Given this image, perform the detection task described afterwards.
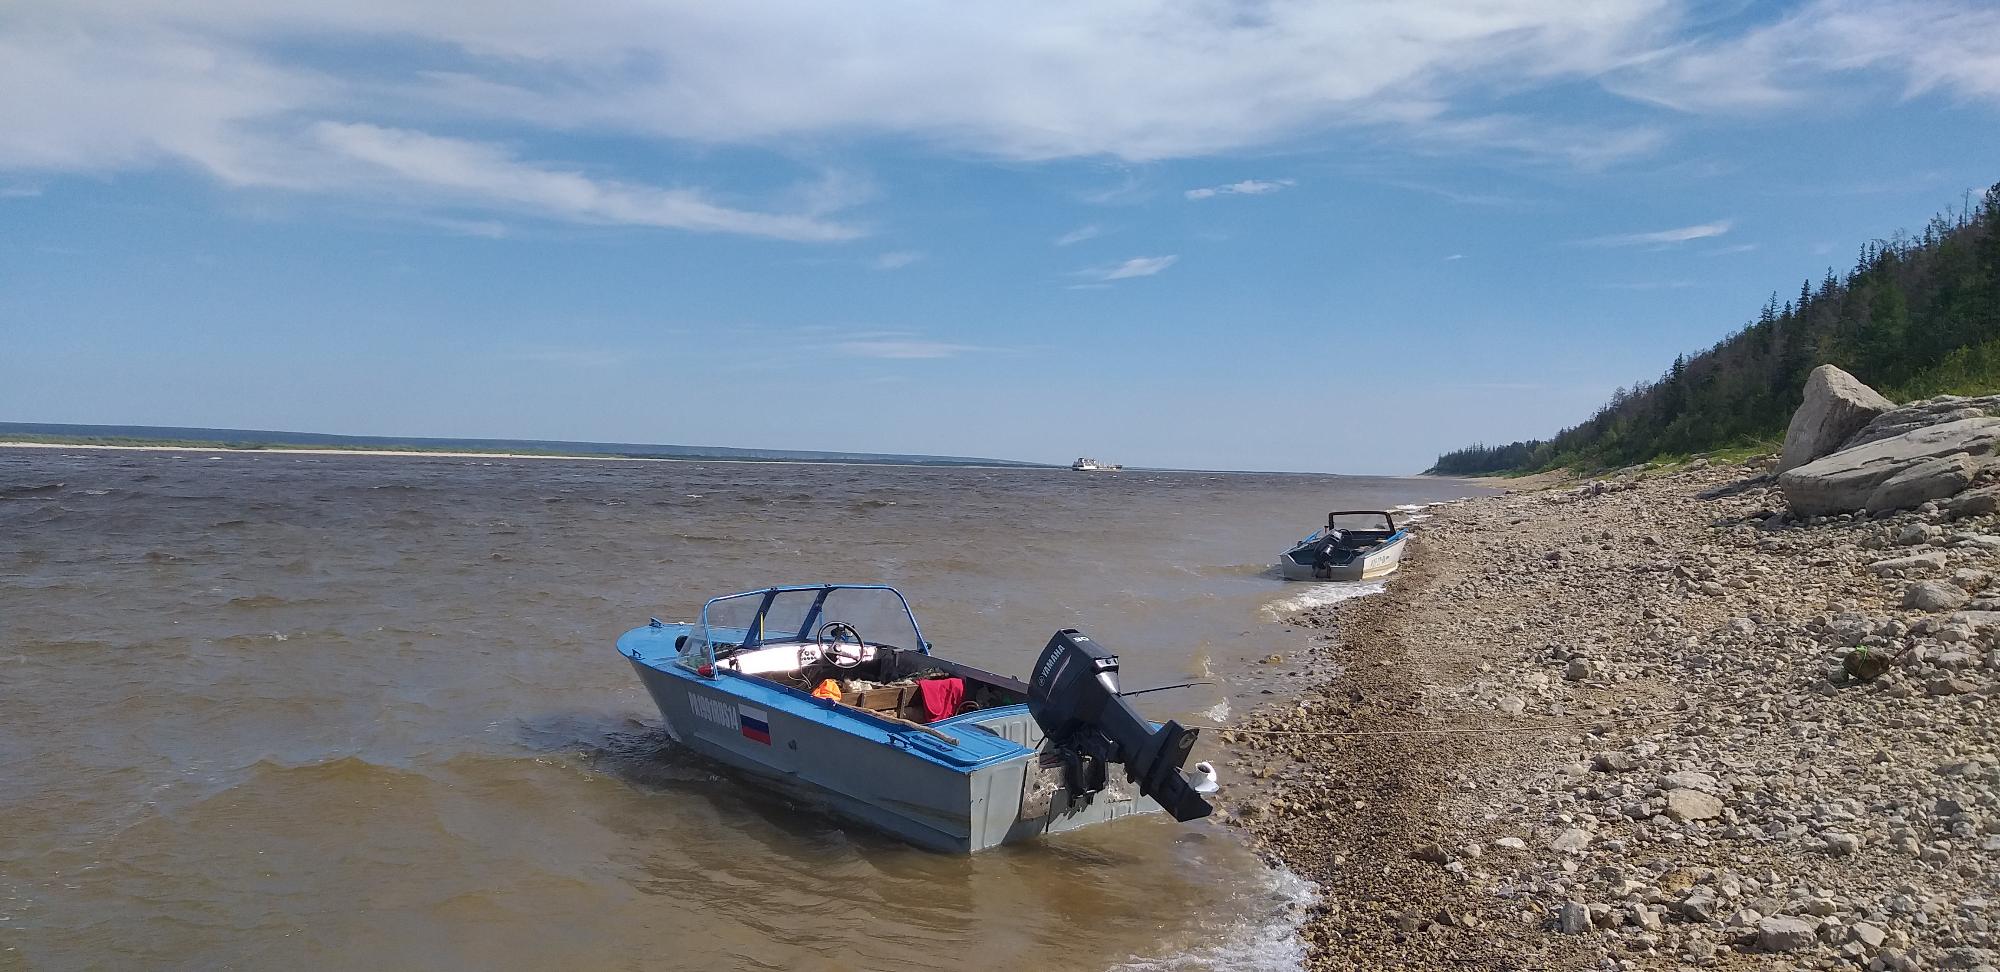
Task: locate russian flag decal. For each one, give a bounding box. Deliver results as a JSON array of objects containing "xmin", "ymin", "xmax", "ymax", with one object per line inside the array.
[{"xmin": 738, "ymin": 705, "xmax": 771, "ymax": 745}]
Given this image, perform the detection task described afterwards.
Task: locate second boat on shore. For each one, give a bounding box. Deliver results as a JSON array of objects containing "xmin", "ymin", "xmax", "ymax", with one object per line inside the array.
[{"xmin": 1278, "ymin": 510, "xmax": 1410, "ymax": 581}]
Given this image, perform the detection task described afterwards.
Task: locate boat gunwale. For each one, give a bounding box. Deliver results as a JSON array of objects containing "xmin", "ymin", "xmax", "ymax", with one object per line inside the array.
[{"xmin": 620, "ymin": 624, "xmax": 1036, "ymax": 773}]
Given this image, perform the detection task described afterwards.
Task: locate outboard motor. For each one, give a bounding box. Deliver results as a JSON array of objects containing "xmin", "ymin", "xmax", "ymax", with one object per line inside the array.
[{"xmin": 1027, "ymin": 629, "xmax": 1213, "ymax": 822}]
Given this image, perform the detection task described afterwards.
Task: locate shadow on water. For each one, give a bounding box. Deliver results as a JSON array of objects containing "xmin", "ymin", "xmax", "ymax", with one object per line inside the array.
[
  {"xmin": 516, "ymin": 709, "xmax": 1164, "ymax": 878},
  {"xmin": 516, "ymin": 711, "xmax": 973, "ymax": 862}
]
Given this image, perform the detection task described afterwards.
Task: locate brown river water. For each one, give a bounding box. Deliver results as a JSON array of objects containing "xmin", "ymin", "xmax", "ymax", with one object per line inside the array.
[{"xmin": 0, "ymin": 448, "xmax": 1487, "ymax": 971}]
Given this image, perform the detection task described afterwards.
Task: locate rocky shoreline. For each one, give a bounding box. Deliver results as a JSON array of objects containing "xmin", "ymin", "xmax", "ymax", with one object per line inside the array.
[{"xmin": 1215, "ymin": 459, "xmax": 1999, "ymax": 971}]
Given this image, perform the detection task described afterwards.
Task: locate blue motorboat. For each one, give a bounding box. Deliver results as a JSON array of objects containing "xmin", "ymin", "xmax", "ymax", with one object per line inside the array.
[{"xmin": 616, "ymin": 584, "xmax": 1218, "ymax": 852}]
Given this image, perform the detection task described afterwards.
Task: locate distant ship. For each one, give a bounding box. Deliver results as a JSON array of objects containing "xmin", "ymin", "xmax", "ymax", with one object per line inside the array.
[{"xmin": 1071, "ymin": 457, "xmax": 1123, "ymax": 471}]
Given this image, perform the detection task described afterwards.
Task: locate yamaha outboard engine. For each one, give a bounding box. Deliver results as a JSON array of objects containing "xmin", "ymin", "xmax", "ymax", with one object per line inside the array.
[{"xmin": 1027, "ymin": 629, "xmax": 1213, "ymax": 821}]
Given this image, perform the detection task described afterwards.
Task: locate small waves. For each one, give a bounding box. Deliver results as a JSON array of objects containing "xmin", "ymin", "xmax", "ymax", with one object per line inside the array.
[
  {"xmin": 0, "ymin": 482, "xmax": 64, "ymax": 499},
  {"xmin": 1257, "ymin": 580, "xmax": 1386, "ymax": 620},
  {"xmin": 1109, "ymin": 865, "xmax": 1320, "ymax": 972}
]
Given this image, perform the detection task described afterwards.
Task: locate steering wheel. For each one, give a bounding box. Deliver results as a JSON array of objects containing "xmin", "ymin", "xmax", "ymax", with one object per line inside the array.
[{"xmin": 815, "ymin": 621, "xmax": 868, "ymax": 669}]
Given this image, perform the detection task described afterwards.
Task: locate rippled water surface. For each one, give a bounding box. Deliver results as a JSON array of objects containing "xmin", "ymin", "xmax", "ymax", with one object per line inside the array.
[{"xmin": 0, "ymin": 448, "xmax": 1485, "ymax": 970}]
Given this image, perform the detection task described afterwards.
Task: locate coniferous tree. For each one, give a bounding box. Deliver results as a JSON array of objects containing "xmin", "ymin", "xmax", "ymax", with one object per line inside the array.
[{"xmin": 1426, "ymin": 184, "xmax": 2000, "ymax": 474}]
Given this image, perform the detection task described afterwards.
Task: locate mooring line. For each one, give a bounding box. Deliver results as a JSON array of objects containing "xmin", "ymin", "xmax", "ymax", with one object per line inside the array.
[{"xmin": 1192, "ymin": 712, "xmax": 1677, "ymax": 738}]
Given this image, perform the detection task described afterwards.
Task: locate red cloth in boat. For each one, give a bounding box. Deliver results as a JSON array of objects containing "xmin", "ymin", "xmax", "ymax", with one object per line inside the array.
[{"xmin": 917, "ymin": 678, "xmax": 964, "ymax": 723}]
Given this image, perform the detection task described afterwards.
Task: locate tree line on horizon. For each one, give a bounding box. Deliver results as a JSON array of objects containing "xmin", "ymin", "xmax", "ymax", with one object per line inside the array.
[{"xmin": 1429, "ymin": 183, "xmax": 2000, "ymax": 476}]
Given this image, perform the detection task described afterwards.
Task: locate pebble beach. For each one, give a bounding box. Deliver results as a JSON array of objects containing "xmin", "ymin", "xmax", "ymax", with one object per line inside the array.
[{"xmin": 1219, "ymin": 458, "xmax": 2000, "ymax": 971}]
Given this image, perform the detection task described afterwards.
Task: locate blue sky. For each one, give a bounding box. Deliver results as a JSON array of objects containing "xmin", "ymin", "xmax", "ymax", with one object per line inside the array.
[{"xmin": 2, "ymin": 1, "xmax": 1997, "ymax": 473}]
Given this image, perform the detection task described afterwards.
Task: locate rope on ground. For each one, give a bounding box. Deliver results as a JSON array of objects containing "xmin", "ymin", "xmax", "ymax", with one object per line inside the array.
[{"xmin": 1190, "ymin": 713, "xmax": 1678, "ymax": 739}]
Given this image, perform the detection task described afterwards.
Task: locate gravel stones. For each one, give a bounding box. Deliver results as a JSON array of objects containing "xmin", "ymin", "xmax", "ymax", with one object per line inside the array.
[
  {"xmin": 1758, "ymin": 915, "xmax": 1819, "ymax": 952},
  {"xmin": 1550, "ymin": 827, "xmax": 1594, "ymax": 853},
  {"xmin": 1228, "ymin": 458, "xmax": 2000, "ymax": 971},
  {"xmin": 1907, "ymin": 580, "xmax": 1974, "ymax": 611},
  {"xmin": 1592, "ymin": 751, "xmax": 1639, "ymax": 772},
  {"xmin": 1846, "ymin": 647, "xmax": 1896, "ymax": 681},
  {"xmin": 1663, "ymin": 789, "xmax": 1725, "ymax": 822},
  {"xmin": 1557, "ymin": 901, "xmax": 1591, "ymax": 934},
  {"xmin": 1873, "ymin": 551, "xmax": 1951, "ymax": 574},
  {"xmin": 1662, "ymin": 770, "xmax": 1722, "ymax": 793}
]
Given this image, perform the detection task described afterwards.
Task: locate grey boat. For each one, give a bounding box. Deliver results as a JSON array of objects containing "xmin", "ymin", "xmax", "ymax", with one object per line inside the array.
[
  {"xmin": 616, "ymin": 584, "xmax": 1218, "ymax": 852},
  {"xmin": 1279, "ymin": 510, "xmax": 1410, "ymax": 581}
]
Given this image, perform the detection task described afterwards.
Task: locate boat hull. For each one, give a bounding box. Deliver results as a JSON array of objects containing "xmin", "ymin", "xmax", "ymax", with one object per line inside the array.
[
  {"xmin": 625, "ymin": 651, "xmax": 1160, "ymax": 852},
  {"xmin": 1279, "ymin": 531, "xmax": 1408, "ymax": 582}
]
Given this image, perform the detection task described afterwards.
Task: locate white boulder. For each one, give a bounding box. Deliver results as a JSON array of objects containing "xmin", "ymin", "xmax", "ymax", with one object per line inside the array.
[{"xmin": 1779, "ymin": 365, "xmax": 1895, "ymax": 473}]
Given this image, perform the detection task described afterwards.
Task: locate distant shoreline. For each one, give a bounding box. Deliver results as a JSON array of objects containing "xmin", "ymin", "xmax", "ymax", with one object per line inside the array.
[{"xmin": 0, "ymin": 441, "xmax": 1034, "ymax": 470}]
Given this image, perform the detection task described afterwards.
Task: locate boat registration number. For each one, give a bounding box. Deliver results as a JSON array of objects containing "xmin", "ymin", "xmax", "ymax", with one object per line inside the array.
[{"xmin": 688, "ymin": 694, "xmax": 738, "ymax": 731}]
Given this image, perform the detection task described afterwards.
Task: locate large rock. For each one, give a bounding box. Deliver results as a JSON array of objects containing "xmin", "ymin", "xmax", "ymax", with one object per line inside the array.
[
  {"xmin": 1843, "ymin": 393, "xmax": 2000, "ymax": 450},
  {"xmin": 1664, "ymin": 789, "xmax": 1724, "ymax": 822},
  {"xmin": 1905, "ymin": 580, "xmax": 1972, "ymax": 612},
  {"xmin": 1868, "ymin": 454, "xmax": 1985, "ymax": 513},
  {"xmin": 1779, "ymin": 365, "xmax": 1895, "ymax": 472},
  {"xmin": 1778, "ymin": 417, "xmax": 2000, "ymax": 516},
  {"xmin": 1757, "ymin": 915, "xmax": 1819, "ymax": 952}
]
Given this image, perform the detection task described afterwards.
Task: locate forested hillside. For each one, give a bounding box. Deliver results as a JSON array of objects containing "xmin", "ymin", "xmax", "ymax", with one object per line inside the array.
[{"xmin": 1430, "ymin": 184, "xmax": 2000, "ymax": 476}]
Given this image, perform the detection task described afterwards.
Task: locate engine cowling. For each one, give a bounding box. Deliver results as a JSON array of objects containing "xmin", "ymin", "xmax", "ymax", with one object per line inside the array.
[{"xmin": 1027, "ymin": 628, "xmax": 1212, "ymax": 822}]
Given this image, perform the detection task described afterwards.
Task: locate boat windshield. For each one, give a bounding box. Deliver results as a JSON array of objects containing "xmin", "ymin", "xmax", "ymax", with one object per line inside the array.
[
  {"xmin": 1327, "ymin": 512, "xmax": 1395, "ymax": 533},
  {"xmin": 678, "ymin": 585, "xmax": 929, "ymax": 672}
]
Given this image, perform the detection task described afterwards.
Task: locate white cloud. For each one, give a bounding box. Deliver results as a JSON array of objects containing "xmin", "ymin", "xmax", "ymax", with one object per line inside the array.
[
  {"xmin": 871, "ymin": 250, "xmax": 923, "ymax": 270},
  {"xmin": 1053, "ymin": 223, "xmax": 1104, "ymax": 246},
  {"xmin": 1608, "ymin": 0, "xmax": 2000, "ymax": 113},
  {"xmin": 1081, "ymin": 255, "xmax": 1179, "ymax": 281},
  {"xmin": 311, "ymin": 123, "xmax": 859, "ymax": 241},
  {"xmin": 1578, "ymin": 219, "xmax": 1732, "ymax": 247},
  {"xmin": 1444, "ymin": 253, "xmax": 1466, "ymax": 261},
  {"xmin": 0, "ymin": 22, "xmax": 859, "ymax": 241},
  {"xmin": 1185, "ymin": 179, "xmax": 1293, "ymax": 200},
  {"xmin": 3, "ymin": 0, "xmax": 1997, "ymax": 236},
  {"xmin": 834, "ymin": 339, "xmax": 985, "ymax": 359},
  {"xmin": 0, "ymin": 0, "xmax": 1693, "ymax": 190},
  {"xmin": 1, "ymin": 184, "xmax": 44, "ymax": 198}
]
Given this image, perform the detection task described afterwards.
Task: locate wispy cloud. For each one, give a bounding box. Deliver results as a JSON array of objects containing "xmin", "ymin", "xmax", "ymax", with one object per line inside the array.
[
  {"xmin": 1378, "ymin": 179, "xmax": 1539, "ymax": 209},
  {"xmin": 0, "ymin": 184, "xmax": 42, "ymax": 199},
  {"xmin": 871, "ymin": 250, "xmax": 923, "ymax": 270},
  {"xmin": 1444, "ymin": 253, "xmax": 1466, "ymax": 261},
  {"xmin": 314, "ymin": 123, "xmax": 861, "ymax": 242},
  {"xmin": 1054, "ymin": 224, "xmax": 1104, "ymax": 247},
  {"xmin": 1704, "ymin": 243, "xmax": 1759, "ymax": 256},
  {"xmin": 1411, "ymin": 115, "xmax": 1669, "ymax": 171},
  {"xmin": 1079, "ymin": 255, "xmax": 1179, "ymax": 282},
  {"xmin": 1598, "ymin": 280, "xmax": 1699, "ymax": 290},
  {"xmin": 1185, "ymin": 179, "xmax": 1293, "ymax": 200},
  {"xmin": 1607, "ymin": 0, "xmax": 2000, "ymax": 114},
  {"xmin": 1577, "ymin": 220, "xmax": 1733, "ymax": 247},
  {"xmin": 834, "ymin": 339, "xmax": 986, "ymax": 360},
  {"xmin": 415, "ymin": 215, "xmax": 509, "ymax": 238}
]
